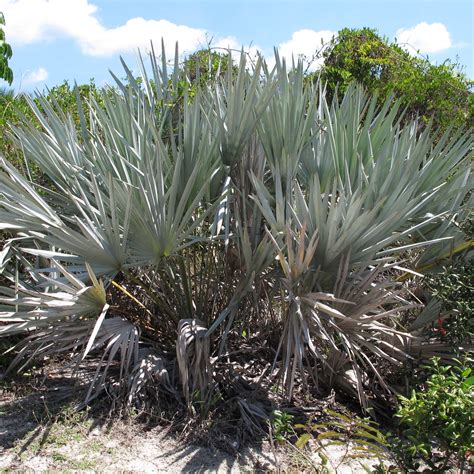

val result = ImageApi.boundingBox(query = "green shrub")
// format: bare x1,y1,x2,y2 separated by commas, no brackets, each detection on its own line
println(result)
426,261,473,348
183,49,235,96
395,357,474,471
318,27,474,133
0,89,32,170
0,12,13,85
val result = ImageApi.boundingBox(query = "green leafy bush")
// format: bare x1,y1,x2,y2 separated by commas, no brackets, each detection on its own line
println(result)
426,261,473,347
0,12,13,85
0,89,31,171
318,27,474,132
183,49,235,95
395,357,474,471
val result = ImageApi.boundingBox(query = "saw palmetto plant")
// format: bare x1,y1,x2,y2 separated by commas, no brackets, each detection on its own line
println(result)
0,44,472,415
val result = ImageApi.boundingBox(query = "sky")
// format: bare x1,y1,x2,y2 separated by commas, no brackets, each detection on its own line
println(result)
0,0,473,91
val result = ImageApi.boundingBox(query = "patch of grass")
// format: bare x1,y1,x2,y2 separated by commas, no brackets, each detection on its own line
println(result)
13,403,94,460
49,449,98,470
14,419,103,471
51,452,68,463
58,455,97,470
87,439,104,452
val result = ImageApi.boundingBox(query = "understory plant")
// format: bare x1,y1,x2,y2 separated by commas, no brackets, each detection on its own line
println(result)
295,409,388,467
426,260,473,348
0,44,472,419
393,357,474,472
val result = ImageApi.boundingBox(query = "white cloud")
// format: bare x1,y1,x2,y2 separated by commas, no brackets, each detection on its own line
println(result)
396,22,452,54
0,0,100,45
0,0,335,68
0,0,209,56
23,67,48,84
277,29,335,71
84,18,208,56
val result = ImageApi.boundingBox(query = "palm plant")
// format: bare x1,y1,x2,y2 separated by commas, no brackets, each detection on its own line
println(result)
253,84,472,405
0,44,472,414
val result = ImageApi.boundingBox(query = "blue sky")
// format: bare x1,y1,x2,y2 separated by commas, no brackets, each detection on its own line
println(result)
1,0,473,91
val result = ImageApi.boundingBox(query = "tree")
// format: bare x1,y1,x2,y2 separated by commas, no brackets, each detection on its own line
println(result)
184,49,233,83
0,12,13,85
318,27,473,132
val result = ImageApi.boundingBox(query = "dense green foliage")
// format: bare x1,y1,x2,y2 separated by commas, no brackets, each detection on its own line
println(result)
0,13,13,85
183,49,235,94
394,358,474,471
318,27,474,132
427,261,473,348
0,89,30,170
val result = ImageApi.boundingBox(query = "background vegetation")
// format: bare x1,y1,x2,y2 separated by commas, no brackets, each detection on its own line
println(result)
317,27,474,133
0,12,13,85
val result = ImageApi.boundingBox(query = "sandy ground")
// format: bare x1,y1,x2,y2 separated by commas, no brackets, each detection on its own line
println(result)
0,371,387,473
0,405,384,472
1,416,266,472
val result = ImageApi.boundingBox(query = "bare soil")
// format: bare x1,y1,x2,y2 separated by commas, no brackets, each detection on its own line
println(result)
0,366,386,473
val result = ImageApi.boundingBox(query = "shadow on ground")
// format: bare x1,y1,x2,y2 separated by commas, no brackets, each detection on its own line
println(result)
0,363,277,472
